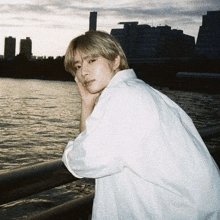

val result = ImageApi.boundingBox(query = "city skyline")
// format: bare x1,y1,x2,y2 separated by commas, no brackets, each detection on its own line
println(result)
0,0,219,57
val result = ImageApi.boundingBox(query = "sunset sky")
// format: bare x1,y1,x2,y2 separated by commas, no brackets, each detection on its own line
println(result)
0,0,219,57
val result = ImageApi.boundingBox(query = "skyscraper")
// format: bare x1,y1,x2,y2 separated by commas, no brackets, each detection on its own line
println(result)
20,37,32,59
4,36,16,60
89,12,97,31
195,10,220,58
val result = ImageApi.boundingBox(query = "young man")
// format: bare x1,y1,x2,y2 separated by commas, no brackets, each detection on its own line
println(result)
62,30,220,220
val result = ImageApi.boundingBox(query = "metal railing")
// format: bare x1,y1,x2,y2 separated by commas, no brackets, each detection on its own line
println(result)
0,159,76,205
26,194,94,220
0,125,220,219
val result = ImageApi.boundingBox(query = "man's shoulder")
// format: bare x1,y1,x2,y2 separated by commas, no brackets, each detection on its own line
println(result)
105,78,154,105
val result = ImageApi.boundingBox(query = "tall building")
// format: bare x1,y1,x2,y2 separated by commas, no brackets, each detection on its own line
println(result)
4,36,16,60
89,12,97,31
20,37,32,59
111,22,195,59
195,10,220,58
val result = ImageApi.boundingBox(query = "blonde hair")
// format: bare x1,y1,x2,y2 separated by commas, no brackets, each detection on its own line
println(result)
64,30,129,74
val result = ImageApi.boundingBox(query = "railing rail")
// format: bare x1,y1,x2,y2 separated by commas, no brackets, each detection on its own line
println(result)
0,125,220,219
26,194,94,220
0,159,76,205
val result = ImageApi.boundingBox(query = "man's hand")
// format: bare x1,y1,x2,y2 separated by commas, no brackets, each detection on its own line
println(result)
75,77,100,132
75,76,100,106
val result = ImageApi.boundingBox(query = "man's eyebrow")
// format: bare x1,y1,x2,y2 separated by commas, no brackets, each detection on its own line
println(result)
74,60,80,65
83,54,98,60
74,54,98,65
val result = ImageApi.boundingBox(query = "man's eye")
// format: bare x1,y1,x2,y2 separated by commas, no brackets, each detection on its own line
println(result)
75,65,81,70
89,59,96,63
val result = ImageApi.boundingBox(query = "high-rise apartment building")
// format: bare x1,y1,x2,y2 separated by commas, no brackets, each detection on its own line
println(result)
20,37,32,59
195,10,220,58
111,22,195,59
4,36,16,60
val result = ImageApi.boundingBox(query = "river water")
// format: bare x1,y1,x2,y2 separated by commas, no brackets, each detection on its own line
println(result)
0,77,220,219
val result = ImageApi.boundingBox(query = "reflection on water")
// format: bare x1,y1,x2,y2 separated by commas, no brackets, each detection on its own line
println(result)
0,78,220,170
0,78,219,219
0,78,81,172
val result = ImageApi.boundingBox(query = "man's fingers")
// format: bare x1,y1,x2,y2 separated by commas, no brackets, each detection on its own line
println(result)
75,76,79,83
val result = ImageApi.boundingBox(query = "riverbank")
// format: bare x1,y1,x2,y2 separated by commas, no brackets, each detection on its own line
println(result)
1,56,220,94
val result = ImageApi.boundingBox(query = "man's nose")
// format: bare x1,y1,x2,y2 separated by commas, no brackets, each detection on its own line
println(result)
81,63,89,77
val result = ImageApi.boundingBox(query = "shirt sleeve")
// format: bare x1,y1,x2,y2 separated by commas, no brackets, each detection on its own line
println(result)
62,87,157,179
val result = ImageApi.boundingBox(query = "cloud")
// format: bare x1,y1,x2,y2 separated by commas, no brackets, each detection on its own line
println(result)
0,0,218,22
0,23,24,27
4,3,62,14
0,0,219,57
1,0,216,35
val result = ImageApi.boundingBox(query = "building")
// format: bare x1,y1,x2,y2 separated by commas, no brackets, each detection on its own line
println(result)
20,37,32,59
4,36,16,60
110,22,195,59
195,10,220,59
89,12,97,31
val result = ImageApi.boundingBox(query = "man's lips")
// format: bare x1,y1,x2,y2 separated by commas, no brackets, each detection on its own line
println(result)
84,79,95,86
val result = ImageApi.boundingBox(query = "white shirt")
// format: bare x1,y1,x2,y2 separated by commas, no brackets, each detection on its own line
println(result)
62,69,220,220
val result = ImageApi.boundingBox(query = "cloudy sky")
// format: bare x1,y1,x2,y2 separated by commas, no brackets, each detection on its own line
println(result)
0,0,219,57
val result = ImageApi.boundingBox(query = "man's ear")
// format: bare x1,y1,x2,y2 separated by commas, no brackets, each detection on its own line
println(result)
113,55,120,72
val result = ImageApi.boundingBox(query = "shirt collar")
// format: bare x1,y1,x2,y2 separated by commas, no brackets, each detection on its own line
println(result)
107,69,137,88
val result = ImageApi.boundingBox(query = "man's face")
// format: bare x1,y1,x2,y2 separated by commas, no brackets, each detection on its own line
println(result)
73,50,118,94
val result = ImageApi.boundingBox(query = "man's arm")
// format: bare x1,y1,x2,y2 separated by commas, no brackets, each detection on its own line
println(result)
62,87,153,179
